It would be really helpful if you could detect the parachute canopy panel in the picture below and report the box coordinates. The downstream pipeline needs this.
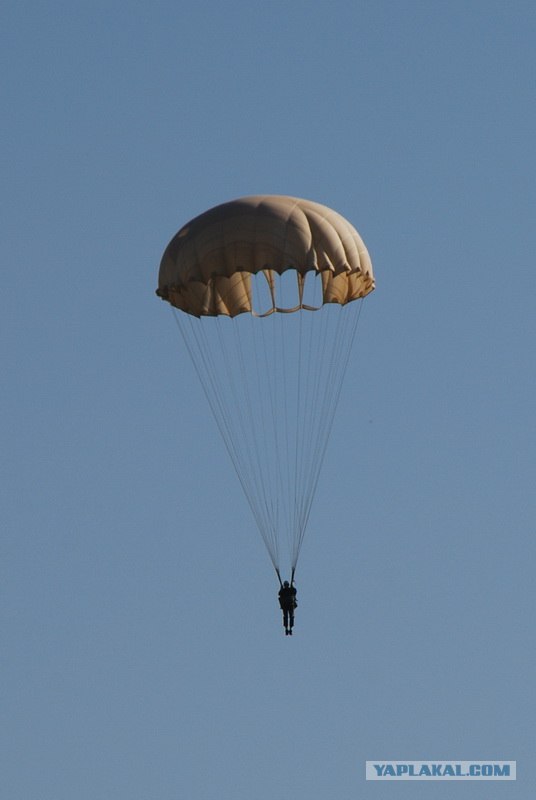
[157,195,374,317]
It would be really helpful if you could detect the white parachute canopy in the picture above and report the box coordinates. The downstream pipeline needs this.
[157,196,374,575]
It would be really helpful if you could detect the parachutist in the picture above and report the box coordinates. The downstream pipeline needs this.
[278,580,297,635]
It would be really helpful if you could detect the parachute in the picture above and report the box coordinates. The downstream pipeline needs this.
[157,195,374,579]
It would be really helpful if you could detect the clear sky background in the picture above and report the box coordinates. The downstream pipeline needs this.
[2,2,535,798]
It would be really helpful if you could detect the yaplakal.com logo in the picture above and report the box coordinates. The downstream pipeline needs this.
[365,761,516,780]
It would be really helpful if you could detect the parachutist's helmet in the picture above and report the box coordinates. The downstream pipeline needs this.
[283,581,290,587]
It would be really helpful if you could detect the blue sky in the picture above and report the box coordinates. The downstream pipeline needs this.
[2,2,535,798]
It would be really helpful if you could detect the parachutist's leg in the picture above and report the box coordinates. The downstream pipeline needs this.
[283,609,289,633]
